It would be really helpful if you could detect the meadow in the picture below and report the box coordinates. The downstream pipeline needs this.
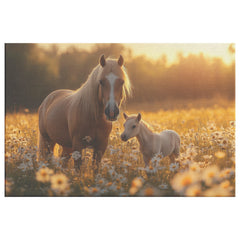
[5,102,235,197]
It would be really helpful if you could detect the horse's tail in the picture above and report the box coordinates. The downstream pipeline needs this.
[173,133,181,157]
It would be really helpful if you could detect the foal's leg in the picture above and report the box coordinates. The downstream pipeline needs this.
[169,153,176,164]
[143,155,151,167]
[38,132,54,161]
[143,155,152,179]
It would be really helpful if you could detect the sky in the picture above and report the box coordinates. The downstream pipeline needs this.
[38,43,235,65]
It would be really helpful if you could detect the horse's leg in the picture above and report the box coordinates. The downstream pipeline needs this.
[93,149,103,174]
[93,141,108,174]
[72,137,83,171]
[62,146,72,168]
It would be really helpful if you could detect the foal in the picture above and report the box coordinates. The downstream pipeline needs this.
[121,113,180,166]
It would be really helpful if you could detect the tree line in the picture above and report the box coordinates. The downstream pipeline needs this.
[5,43,235,111]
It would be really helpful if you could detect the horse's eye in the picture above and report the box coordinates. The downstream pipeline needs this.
[132,125,136,129]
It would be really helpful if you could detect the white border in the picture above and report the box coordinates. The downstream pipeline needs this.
[1,1,239,240]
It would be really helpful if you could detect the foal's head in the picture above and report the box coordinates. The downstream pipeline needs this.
[98,55,130,121]
[121,113,142,141]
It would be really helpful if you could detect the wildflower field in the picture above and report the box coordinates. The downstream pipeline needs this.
[5,103,235,197]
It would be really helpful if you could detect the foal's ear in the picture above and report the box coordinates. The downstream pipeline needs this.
[100,54,106,67]
[118,55,124,67]
[123,112,128,119]
[137,113,141,122]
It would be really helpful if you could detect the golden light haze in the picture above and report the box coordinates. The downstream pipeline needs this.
[38,43,234,65]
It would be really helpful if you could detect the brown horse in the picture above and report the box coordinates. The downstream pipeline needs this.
[38,55,131,170]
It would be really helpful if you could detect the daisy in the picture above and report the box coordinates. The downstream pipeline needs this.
[185,184,202,197]
[189,162,200,172]
[144,187,154,196]
[131,177,143,188]
[186,147,198,159]
[36,167,53,183]
[108,182,118,192]
[51,173,69,193]
[108,168,117,178]
[207,123,216,131]
[144,165,157,174]
[202,165,220,186]
[89,187,100,195]
[129,186,138,195]
[171,171,199,193]
[158,183,168,190]
[169,162,179,172]
[219,138,229,148]
[214,151,226,159]
[203,186,232,197]
[122,161,132,167]
[150,154,163,166]
[202,154,213,163]
[82,136,92,144]
[101,158,112,167]
[71,151,81,161]
[220,180,233,191]
[219,168,235,179]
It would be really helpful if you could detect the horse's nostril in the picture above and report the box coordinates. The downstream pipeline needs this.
[114,106,119,118]
[121,134,126,141]
[105,107,110,117]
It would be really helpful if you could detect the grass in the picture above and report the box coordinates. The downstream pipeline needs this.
[5,103,235,197]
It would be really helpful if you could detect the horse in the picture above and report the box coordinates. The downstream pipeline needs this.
[121,113,180,166]
[38,55,131,170]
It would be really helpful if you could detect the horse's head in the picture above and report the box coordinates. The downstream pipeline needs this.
[121,113,142,141]
[98,55,130,121]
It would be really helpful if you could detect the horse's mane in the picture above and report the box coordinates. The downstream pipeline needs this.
[121,65,132,101]
[73,58,132,121]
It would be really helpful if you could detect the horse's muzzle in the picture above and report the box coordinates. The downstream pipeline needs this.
[105,104,119,121]
[121,133,128,141]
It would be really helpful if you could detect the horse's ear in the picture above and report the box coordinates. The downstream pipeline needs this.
[100,55,106,67]
[123,112,128,119]
[118,55,124,67]
[137,113,141,122]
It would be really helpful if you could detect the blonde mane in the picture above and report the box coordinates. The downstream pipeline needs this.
[122,65,132,101]
[73,58,132,121]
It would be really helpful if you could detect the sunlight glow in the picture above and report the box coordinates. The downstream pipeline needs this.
[124,43,234,65]
[38,43,234,65]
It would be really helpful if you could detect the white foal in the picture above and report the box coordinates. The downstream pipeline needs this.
[121,113,180,167]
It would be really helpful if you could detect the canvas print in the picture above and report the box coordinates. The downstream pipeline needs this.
[5,43,235,196]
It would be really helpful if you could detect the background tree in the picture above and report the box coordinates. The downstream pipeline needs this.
[5,43,235,111]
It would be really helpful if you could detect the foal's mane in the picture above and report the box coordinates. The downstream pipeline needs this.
[140,120,154,133]
[73,58,132,121]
